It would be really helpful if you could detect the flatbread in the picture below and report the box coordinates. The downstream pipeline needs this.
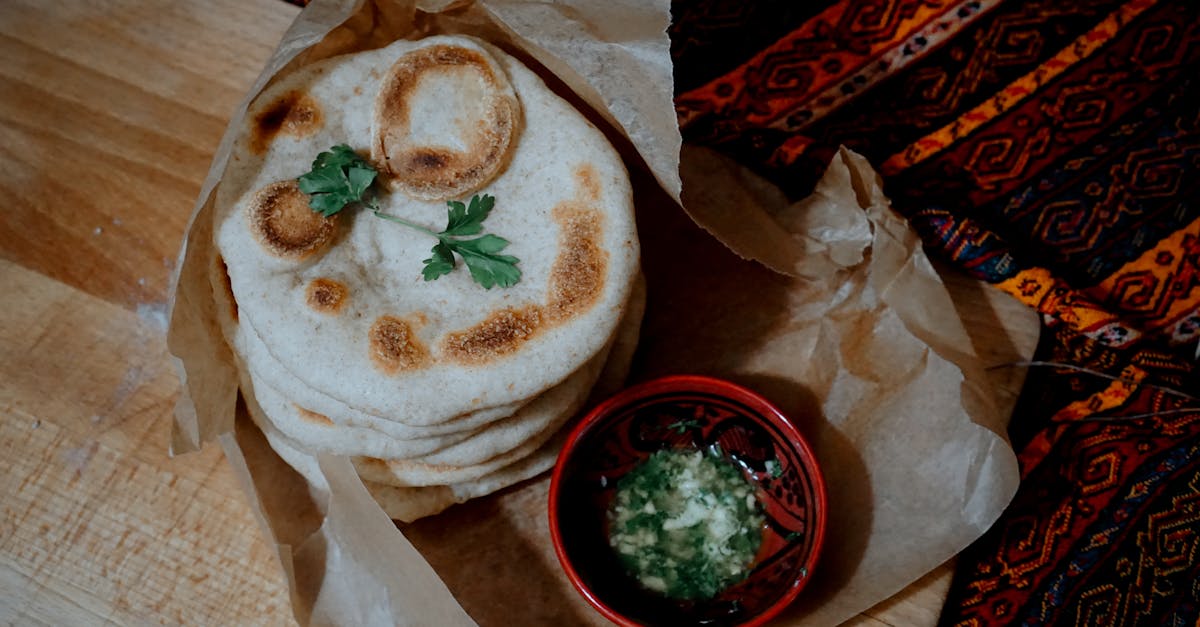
[211,246,532,439]
[214,34,643,520]
[244,365,569,522]
[239,276,643,517]
[212,230,643,448]
[240,311,525,436]
[214,35,639,426]
[247,275,643,463]
[251,341,605,466]
[362,433,563,522]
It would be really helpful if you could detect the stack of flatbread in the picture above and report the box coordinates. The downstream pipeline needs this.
[208,36,643,521]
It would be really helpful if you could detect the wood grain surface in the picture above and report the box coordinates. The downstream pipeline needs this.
[0,0,298,623]
[0,0,1038,624]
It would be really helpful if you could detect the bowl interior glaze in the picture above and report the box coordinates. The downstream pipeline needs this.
[550,375,827,627]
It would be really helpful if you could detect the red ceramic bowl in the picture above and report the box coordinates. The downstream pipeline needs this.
[549,375,827,627]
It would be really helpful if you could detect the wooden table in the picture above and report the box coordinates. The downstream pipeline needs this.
[0,1,1038,624]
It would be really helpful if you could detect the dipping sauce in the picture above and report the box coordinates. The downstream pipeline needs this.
[607,448,765,600]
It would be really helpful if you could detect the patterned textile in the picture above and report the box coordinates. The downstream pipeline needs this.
[670,0,1200,625]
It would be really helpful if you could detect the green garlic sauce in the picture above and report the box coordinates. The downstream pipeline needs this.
[607,448,765,600]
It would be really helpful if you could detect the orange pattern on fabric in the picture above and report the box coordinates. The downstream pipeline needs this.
[1051,365,1148,422]
[881,0,1158,175]
[1017,427,1062,480]
[677,0,966,128]
[1085,216,1200,338]
[766,0,1004,133]
[996,267,1138,345]
[770,136,816,169]
[979,501,1075,589]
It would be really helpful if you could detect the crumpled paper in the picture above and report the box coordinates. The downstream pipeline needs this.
[646,145,1024,624]
[166,0,1032,624]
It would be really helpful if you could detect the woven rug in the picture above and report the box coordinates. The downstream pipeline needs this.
[278,0,1200,623]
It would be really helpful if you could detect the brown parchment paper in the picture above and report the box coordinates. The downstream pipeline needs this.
[166,1,1030,625]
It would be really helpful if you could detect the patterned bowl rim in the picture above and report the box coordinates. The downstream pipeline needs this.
[548,374,828,627]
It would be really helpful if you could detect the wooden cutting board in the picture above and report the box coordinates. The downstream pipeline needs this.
[0,0,1037,624]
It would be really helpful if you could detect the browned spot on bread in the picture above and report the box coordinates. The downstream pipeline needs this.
[370,316,430,374]
[574,164,601,201]
[440,193,607,364]
[248,181,337,259]
[410,149,450,171]
[372,44,519,200]
[294,405,335,427]
[215,254,238,322]
[546,203,607,321]
[442,305,543,364]
[251,91,324,155]
[306,278,348,314]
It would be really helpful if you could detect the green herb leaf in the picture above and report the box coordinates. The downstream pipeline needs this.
[308,192,350,218]
[454,233,511,255]
[421,242,456,282]
[456,237,521,289]
[298,144,376,217]
[297,167,347,195]
[429,196,520,289]
[385,198,522,289]
[298,146,520,288]
[441,193,495,237]
[444,200,469,232]
[312,144,359,169]
[347,166,376,199]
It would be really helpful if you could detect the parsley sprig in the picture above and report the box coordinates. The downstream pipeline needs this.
[297,144,521,289]
[297,145,377,217]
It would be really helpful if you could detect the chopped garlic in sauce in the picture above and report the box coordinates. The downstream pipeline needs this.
[607,448,765,599]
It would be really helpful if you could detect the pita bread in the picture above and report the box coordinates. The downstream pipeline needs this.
[249,388,566,522]
[251,340,604,466]
[214,35,639,426]
[242,360,573,521]
[212,233,643,447]
[362,434,563,522]
[213,34,643,520]
[239,311,527,435]
[247,276,643,464]
[210,245,530,439]
[238,276,642,516]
